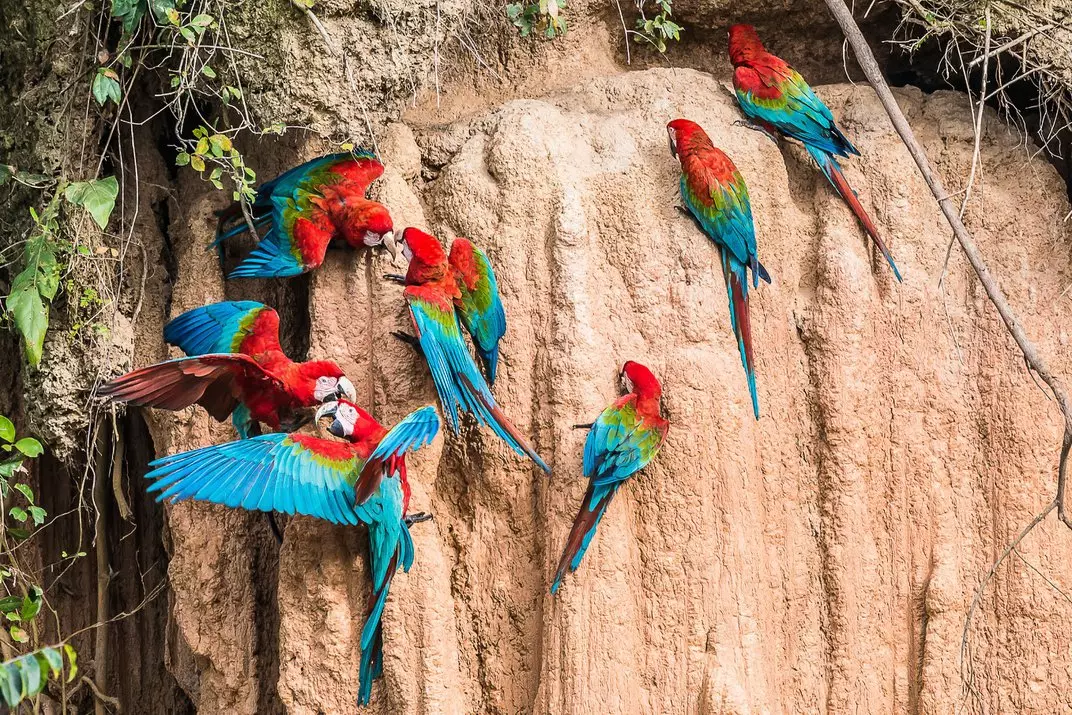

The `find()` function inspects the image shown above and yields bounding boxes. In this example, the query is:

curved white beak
[335,376,356,402]
[315,401,338,424]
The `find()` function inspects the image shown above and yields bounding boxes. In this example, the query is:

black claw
[392,331,422,352]
[383,273,407,284]
[266,512,284,544]
[572,423,594,430]
[404,512,433,526]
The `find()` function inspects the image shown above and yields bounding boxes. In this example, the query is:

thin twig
[967,23,1056,67]
[83,675,122,712]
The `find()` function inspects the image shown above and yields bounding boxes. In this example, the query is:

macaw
[448,238,506,385]
[393,227,549,472]
[214,151,398,279]
[551,361,668,594]
[667,119,769,419]
[728,24,902,281]
[144,399,439,705]
[99,301,356,438]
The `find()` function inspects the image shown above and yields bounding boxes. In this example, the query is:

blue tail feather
[550,483,619,594]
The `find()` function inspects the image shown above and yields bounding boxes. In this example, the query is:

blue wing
[583,398,665,487]
[163,301,271,356]
[353,406,440,516]
[145,434,364,525]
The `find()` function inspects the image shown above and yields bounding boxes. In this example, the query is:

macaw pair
[146,398,439,706]
[214,151,398,279]
[667,26,899,419]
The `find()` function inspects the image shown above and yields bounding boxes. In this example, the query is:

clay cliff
[128,68,1072,713]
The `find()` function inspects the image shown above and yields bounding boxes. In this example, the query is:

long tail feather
[550,483,619,594]
[458,373,550,473]
[212,202,270,248]
[723,254,760,420]
[479,346,499,386]
[358,540,400,706]
[806,146,902,282]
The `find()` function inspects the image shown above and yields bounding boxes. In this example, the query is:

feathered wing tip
[163,300,266,356]
[551,483,619,594]
[723,254,760,420]
[479,346,499,386]
[806,146,903,282]
[227,233,308,279]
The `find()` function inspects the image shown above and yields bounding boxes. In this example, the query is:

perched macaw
[144,399,439,705]
[551,361,669,594]
[214,151,397,279]
[394,227,549,472]
[448,238,506,385]
[99,301,356,438]
[667,119,769,419]
[728,24,902,281]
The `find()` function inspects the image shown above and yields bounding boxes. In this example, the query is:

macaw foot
[733,119,780,145]
[383,273,407,285]
[392,331,422,353]
[572,422,594,430]
[404,511,433,527]
[266,512,284,544]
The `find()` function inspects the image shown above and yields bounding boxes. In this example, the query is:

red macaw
[448,238,506,385]
[551,361,669,593]
[214,151,397,278]
[393,227,549,472]
[144,399,439,705]
[728,24,902,281]
[99,301,356,437]
[667,119,769,419]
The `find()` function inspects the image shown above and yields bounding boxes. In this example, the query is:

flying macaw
[392,227,549,472]
[144,399,439,705]
[214,151,398,279]
[551,361,669,594]
[728,24,902,281]
[99,301,356,438]
[667,118,769,419]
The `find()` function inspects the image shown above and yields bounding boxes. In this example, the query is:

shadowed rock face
[147,68,1072,713]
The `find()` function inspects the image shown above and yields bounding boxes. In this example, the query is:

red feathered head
[727,24,765,66]
[315,398,384,443]
[622,361,662,401]
[400,227,449,284]
[666,119,713,160]
[301,361,355,403]
[359,202,394,247]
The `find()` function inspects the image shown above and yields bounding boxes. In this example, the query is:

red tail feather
[820,155,903,281]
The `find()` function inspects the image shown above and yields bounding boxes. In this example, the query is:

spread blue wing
[353,406,440,514]
[163,301,273,356]
[145,433,364,525]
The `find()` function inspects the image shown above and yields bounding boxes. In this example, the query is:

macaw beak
[315,401,347,438]
[315,401,338,424]
[667,130,677,159]
[334,376,356,402]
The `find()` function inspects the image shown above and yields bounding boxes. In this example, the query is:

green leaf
[0,661,18,706]
[13,484,32,502]
[175,152,190,167]
[9,507,26,523]
[27,507,45,526]
[65,176,119,230]
[6,287,47,366]
[20,590,41,622]
[0,598,22,614]
[201,64,217,79]
[190,155,206,172]
[180,26,196,44]
[8,627,27,643]
[13,439,41,458]
[18,656,40,699]
[6,528,30,540]
[91,69,122,106]
[0,417,13,443]
[0,460,18,480]
[39,648,62,677]
[191,13,214,27]
[63,645,77,682]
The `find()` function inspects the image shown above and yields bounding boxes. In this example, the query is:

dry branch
[823,0,1072,701]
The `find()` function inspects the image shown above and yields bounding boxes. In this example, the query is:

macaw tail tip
[550,578,562,595]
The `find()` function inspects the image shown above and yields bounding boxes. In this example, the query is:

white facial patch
[336,402,358,435]
[313,376,338,402]
[363,231,382,247]
[402,242,413,261]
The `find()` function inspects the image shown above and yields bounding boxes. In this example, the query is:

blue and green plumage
[163,300,269,356]
[551,394,667,594]
[450,239,507,384]
[407,289,549,473]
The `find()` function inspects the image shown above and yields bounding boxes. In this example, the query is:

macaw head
[399,227,449,284]
[306,361,357,403]
[727,24,764,66]
[666,119,709,160]
[358,202,395,248]
[621,360,662,401]
[315,398,380,441]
